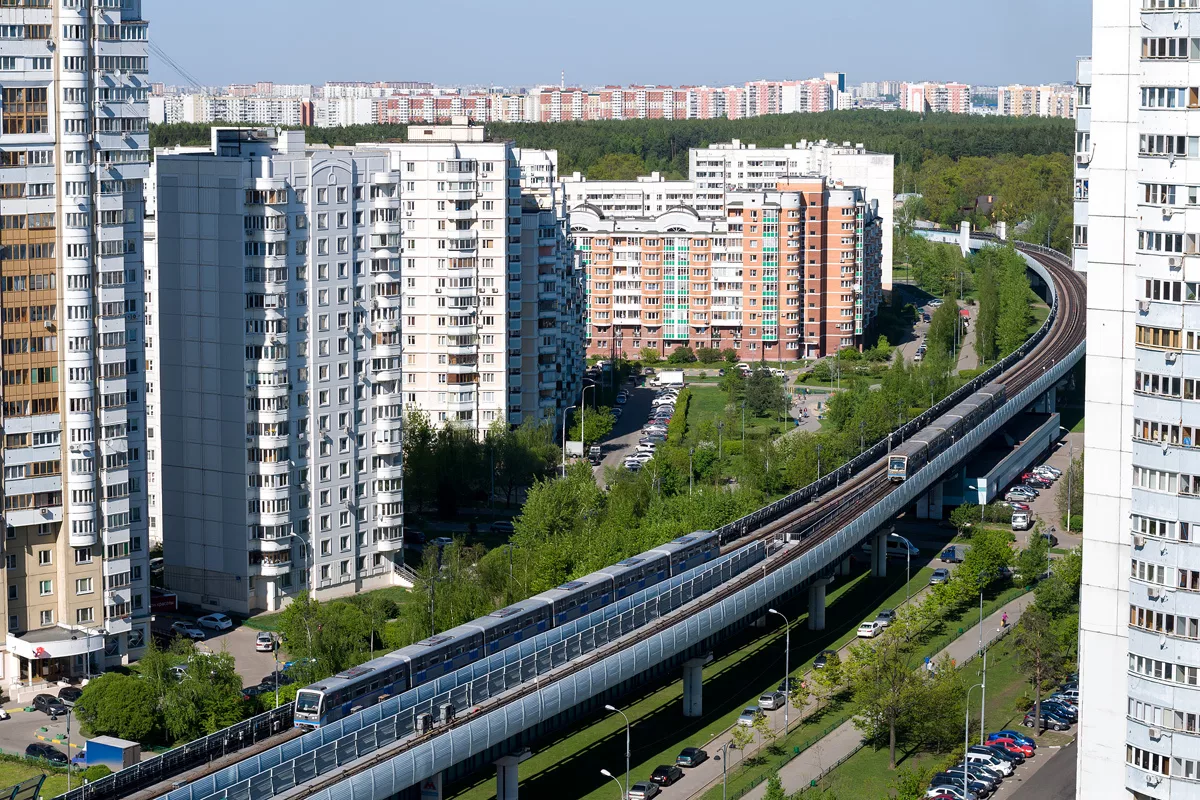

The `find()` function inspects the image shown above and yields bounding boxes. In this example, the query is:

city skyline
[145,0,1089,88]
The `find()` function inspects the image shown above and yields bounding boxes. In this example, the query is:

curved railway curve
[271,243,1086,800]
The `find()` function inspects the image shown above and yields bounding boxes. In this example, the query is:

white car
[857,621,884,639]
[771,368,787,378]
[255,631,276,652]
[623,460,642,472]
[198,613,233,631]
[1037,465,1063,477]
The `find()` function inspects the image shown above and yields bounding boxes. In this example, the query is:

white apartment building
[146,124,581,614]
[0,0,152,688]
[1077,2,1200,797]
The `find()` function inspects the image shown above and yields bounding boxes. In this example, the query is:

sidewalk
[742,593,1034,799]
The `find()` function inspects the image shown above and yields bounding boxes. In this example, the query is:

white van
[1011,511,1032,531]
[861,533,920,559]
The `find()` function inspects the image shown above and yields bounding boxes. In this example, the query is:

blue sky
[146,0,1091,88]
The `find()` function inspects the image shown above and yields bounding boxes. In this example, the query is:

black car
[650,764,684,786]
[930,772,992,798]
[25,743,67,766]
[971,743,1023,765]
[32,694,67,717]
[675,747,708,767]
[813,649,838,669]
[1039,700,1077,723]
[57,686,82,706]
[778,676,802,692]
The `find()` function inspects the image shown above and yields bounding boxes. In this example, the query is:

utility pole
[1066,439,1074,534]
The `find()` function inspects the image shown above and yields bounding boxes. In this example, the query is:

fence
[53,705,294,800]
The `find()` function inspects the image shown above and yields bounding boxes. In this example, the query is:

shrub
[666,390,692,445]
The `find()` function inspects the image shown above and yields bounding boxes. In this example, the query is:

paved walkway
[738,593,1035,800]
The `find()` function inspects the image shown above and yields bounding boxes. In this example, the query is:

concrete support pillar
[997,221,1008,241]
[929,482,944,520]
[838,557,851,577]
[915,491,930,520]
[752,616,768,628]
[418,774,443,800]
[683,658,706,717]
[495,752,530,800]
[871,530,888,578]
[959,220,971,257]
[808,579,830,631]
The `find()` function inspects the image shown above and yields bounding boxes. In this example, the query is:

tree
[667,345,697,364]
[730,723,755,751]
[75,673,160,743]
[1012,604,1064,735]
[996,255,1033,356]
[847,618,926,768]
[696,347,721,363]
[811,652,842,706]
[1015,528,1050,584]
[764,774,786,800]
[745,369,787,417]
[719,368,746,403]
[569,406,616,446]
[952,526,1015,599]
[753,711,779,752]
[974,257,999,363]
[1055,453,1084,529]
[639,347,660,364]
[163,650,247,741]
[926,299,959,360]
[586,152,648,181]
[722,348,738,363]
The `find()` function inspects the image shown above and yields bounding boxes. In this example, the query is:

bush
[667,345,697,364]
[80,765,113,783]
[666,390,692,445]
[696,347,721,363]
[721,348,738,363]
[1061,514,1083,532]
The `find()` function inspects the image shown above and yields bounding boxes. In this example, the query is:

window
[75,577,93,595]
[38,580,51,596]
[37,550,50,566]
[39,610,52,627]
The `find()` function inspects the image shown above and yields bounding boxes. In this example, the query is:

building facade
[997,83,1076,119]
[146,124,580,614]
[570,182,882,362]
[1077,1,1200,797]
[0,0,151,689]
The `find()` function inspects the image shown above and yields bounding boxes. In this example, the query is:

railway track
[282,244,1087,800]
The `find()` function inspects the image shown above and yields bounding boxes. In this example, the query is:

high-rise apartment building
[1077,2,1200,797]
[570,183,882,362]
[0,0,151,687]
[898,82,972,114]
[997,83,1076,119]
[146,123,581,614]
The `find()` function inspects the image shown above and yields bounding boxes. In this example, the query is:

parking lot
[155,613,283,686]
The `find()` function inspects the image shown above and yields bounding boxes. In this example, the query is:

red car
[989,737,1034,757]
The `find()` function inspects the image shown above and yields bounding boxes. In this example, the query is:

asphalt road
[1008,739,1077,800]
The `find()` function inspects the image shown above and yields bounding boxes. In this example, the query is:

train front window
[889,457,905,472]
[295,690,322,714]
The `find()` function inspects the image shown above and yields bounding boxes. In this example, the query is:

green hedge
[667,390,692,446]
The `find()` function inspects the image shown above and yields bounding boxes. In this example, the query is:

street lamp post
[581,385,596,458]
[561,404,577,477]
[816,443,822,481]
[717,421,724,460]
[689,448,695,495]
[604,705,631,800]
[719,741,731,800]
[1066,439,1075,534]
[741,400,746,448]
[600,769,625,800]
[768,608,791,733]
[966,683,985,793]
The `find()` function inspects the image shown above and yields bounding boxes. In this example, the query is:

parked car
[1038,700,1077,723]
[403,529,426,545]
[32,694,67,718]
[198,613,233,631]
[432,536,454,547]
[778,676,802,692]
[1024,477,1052,489]
[987,730,1036,749]
[1007,486,1037,498]
[1006,501,1031,512]
[628,781,659,800]
[759,691,786,710]
[650,765,684,786]
[875,609,897,627]
[171,620,206,640]
[255,631,276,652]
[814,649,838,669]
[965,749,1013,776]
[1035,465,1062,478]
[24,743,67,766]
[623,460,643,472]
[1003,490,1033,503]
[930,774,991,798]
[924,786,975,800]
[490,520,515,535]
[940,547,965,563]
[57,686,82,705]
[857,620,884,638]
[615,393,628,405]
[1054,687,1080,703]
[675,747,708,767]
[736,706,764,726]
[988,737,1034,757]
[1039,532,1059,547]
[930,299,944,307]
[971,743,1023,765]
[930,568,951,585]
[948,763,1003,788]
[611,407,624,418]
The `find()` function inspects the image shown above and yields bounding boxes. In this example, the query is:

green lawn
[0,759,68,799]
[446,564,935,800]
[684,386,793,443]
[1027,304,1051,337]
[243,585,411,631]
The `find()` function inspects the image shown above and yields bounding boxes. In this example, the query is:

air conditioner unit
[1138,299,1150,312]
[1166,351,1180,363]
[1169,257,1182,269]
[1135,534,1146,547]
[1150,726,1162,739]
[1149,587,1162,599]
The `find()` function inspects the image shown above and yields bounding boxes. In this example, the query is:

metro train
[887,382,1007,482]
[293,530,724,728]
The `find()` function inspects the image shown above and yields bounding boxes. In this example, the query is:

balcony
[375,528,404,552]
[372,219,402,236]
[372,293,402,309]
[252,533,293,553]
[372,192,400,211]
[255,554,292,578]
[372,171,400,186]
[375,428,403,455]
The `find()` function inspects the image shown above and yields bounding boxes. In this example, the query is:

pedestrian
[1001,611,1008,630]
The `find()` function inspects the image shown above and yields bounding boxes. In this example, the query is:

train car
[888,382,1009,482]
[293,655,410,728]
[650,531,721,576]
[599,552,670,600]
[533,572,615,627]
[468,598,553,656]
[391,624,484,686]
